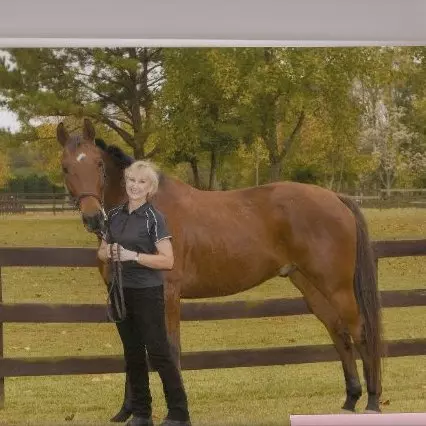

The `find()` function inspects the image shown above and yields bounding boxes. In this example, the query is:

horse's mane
[94,138,166,185]
[95,138,134,169]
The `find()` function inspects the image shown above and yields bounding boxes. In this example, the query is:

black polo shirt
[105,202,172,288]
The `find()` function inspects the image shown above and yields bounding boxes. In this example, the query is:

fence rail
[1,338,424,378]
[1,239,425,266]
[0,288,425,323]
[0,239,425,408]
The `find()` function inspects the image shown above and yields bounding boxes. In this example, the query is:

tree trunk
[209,149,219,190]
[385,171,393,198]
[336,155,345,192]
[269,159,282,182]
[255,146,259,186]
[133,142,144,160]
[189,157,201,189]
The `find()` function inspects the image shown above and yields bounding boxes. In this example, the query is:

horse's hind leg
[355,342,382,412]
[336,194,383,413]
[328,287,382,413]
[289,271,362,412]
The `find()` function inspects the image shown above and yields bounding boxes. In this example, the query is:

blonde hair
[124,160,159,198]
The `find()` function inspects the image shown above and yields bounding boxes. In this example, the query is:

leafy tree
[237,47,367,182]
[0,150,10,188]
[360,106,418,195]
[0,48,163,159]
[0,129,15,188]
[355,47,425,191]
[2,46,426,194]
[159,48,244,189]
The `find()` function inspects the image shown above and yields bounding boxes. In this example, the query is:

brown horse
[56,119,383,418]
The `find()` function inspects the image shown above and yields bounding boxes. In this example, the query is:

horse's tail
[338,195,383,390]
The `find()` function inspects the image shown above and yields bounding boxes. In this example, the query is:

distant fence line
[1,189,426,214]
[0,239,425,409]
[0,192,76,214]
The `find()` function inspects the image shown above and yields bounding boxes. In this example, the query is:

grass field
[0,209,425,425]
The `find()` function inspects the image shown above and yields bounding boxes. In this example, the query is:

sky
[0,108,20,132]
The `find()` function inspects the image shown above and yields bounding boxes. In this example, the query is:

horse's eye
[97,160,104,168]
[62,166,68,174]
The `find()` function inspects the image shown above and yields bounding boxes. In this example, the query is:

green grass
[0,209,425,425]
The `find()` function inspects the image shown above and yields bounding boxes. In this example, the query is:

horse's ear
[56,122,69,146]
[83,118,96,141]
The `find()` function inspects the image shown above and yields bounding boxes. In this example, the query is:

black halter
[71,191,108,239]
[71,157,108,237]
[74,192,103,205]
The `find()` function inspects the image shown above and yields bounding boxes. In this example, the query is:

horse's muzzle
[82,211,106,236]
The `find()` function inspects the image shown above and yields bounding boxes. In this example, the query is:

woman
[97,160,191,426]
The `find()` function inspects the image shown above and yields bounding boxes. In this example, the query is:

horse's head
[57,119,107,236]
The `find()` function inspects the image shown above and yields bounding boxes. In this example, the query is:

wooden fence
[0,193,76,215]
[0,240,425,408]
[2,189,426,214]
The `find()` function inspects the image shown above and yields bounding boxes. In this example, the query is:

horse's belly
[180,255,284,299]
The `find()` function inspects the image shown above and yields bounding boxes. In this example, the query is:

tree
[0,129,15,188]
[236,47,368,182]
[355,47,425,192]
[159,48,244,189]
[0,48,163,159]
[360,106,417,195]
[0,151,10,189]
[285,112,372,192]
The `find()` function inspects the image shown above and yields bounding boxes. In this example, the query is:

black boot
[110,374,132,422]
[110,403,132,423]
[159,418,191,426]
[126,415,154,426]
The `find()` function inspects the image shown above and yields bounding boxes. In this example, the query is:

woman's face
[125,170,152,203]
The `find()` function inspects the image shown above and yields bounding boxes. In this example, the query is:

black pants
[114,285,189,421]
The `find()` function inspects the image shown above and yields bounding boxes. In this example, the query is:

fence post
[53,188,56,216]
[0,266,4,409]
[374,255,379,280]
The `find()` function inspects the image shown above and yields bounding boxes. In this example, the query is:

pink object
[290,413,426,426]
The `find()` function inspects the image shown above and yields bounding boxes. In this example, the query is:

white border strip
[290,413,426,426]
[1,0,426,45]
[0,39,425,48]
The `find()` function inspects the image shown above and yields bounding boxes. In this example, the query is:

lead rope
[106,244,127,323]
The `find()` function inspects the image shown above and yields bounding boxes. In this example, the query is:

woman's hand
[110,243,138,262]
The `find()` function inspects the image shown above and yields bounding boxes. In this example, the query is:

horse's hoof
[364,409,381,414]
[110,406,132,422]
